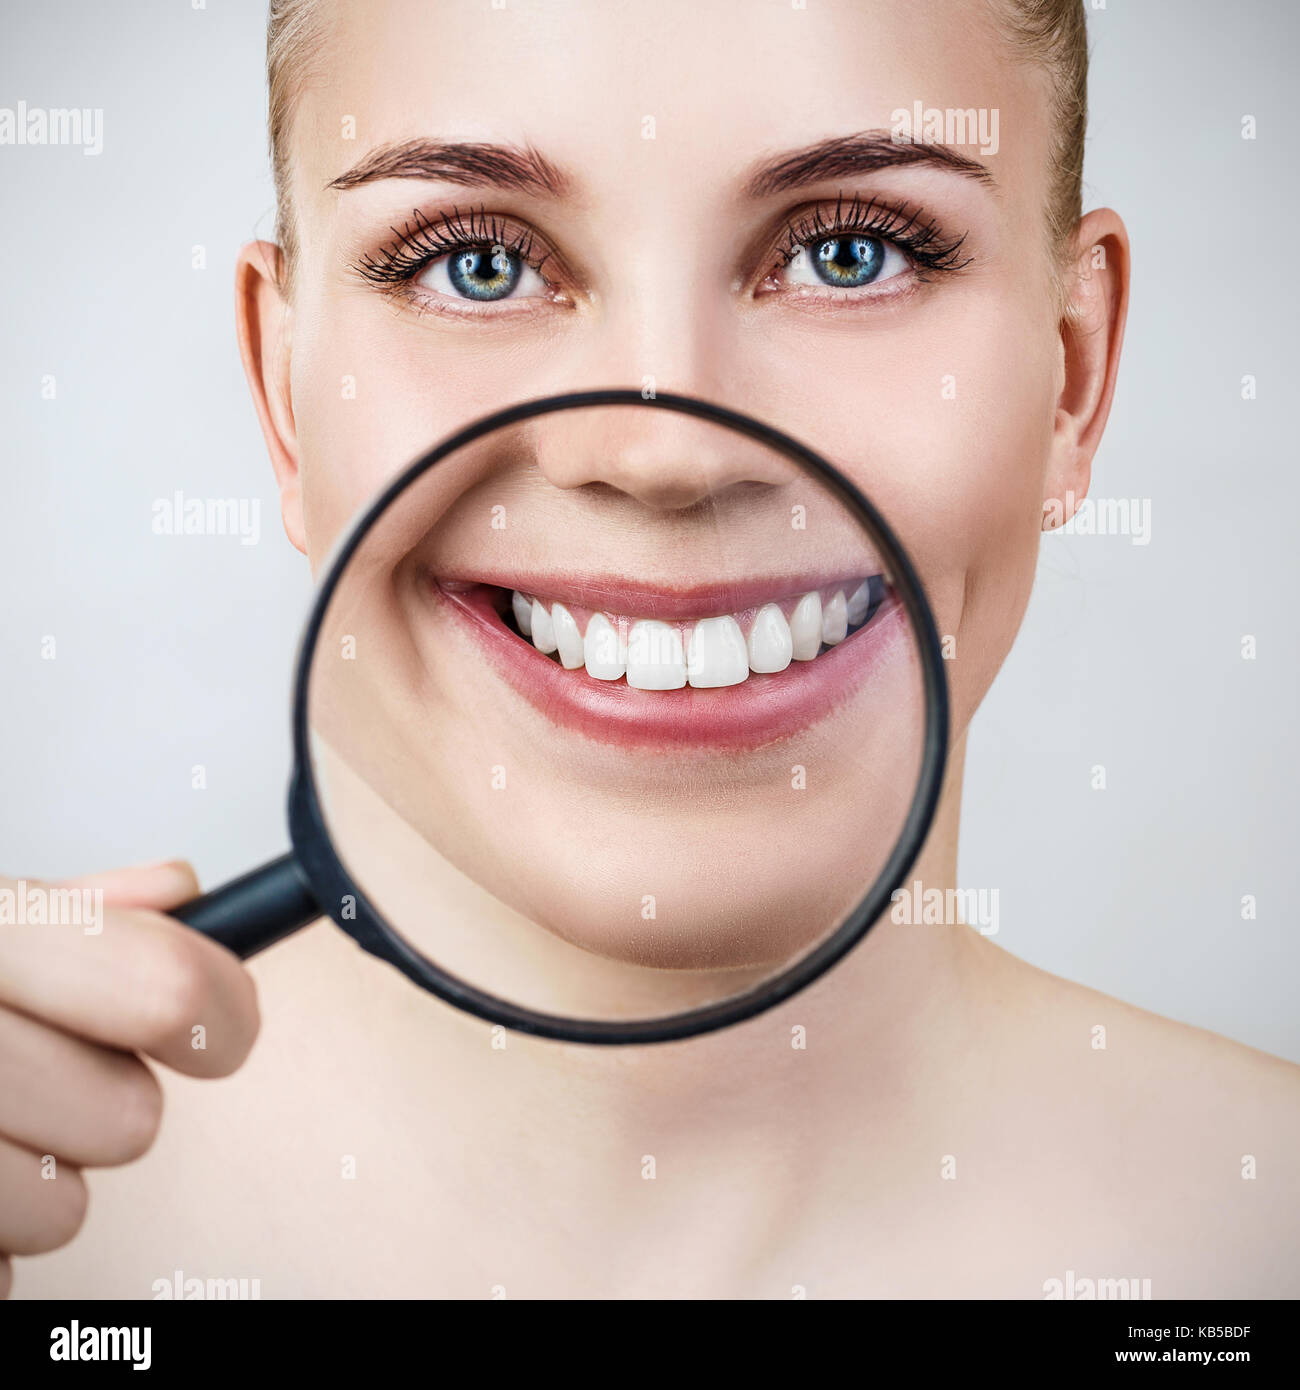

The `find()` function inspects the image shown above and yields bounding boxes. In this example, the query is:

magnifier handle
[172,853,320,960]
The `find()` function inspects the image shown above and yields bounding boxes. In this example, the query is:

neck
[350,734,985,1145]
[293,736,997,1285]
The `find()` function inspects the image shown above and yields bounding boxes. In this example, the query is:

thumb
[56,859,201,911]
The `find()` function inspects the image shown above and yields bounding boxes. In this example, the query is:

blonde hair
[266,0,327,284]
[265,0,1089,289]
[989,0,1090,260]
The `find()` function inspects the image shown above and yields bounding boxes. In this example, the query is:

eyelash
[773,193,973,278]
[352,194,972,304]
[356,205,554,288]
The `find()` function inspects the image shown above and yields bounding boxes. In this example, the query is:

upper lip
[435,570,880,621]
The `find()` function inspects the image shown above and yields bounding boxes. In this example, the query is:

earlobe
[1042,208,1131,530]
[235,241,307,554]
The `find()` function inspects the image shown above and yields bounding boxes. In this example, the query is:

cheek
[288,295,539,569]
[290,271,1057,740]
[745,289,1058,734]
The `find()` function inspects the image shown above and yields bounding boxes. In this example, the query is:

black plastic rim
[287,390,949,1045]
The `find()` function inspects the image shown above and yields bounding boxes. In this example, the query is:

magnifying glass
[173,390,948,1044]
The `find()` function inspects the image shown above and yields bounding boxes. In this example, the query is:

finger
[56,860,201,912]
[0,1135,88,1256]
[0,1007,162,1166]
[0,891,259,1077]
[0,1254,11,1300]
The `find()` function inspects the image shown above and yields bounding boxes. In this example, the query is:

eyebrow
[327,138,572,197]
[327,128,991,204]
[742,130,993,198]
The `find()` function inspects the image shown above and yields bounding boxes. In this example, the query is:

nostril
[529,405,800,506]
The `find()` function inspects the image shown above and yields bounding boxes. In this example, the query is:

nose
[530,400,800,511]
[526,242,801,508]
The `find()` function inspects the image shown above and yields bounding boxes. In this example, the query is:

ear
[235,241,306,554]
[1042,208,1130,530]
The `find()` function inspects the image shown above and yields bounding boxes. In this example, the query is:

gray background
[1,2,1295,1058]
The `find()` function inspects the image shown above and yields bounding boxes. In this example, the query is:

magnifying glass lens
[304,399,931,1032]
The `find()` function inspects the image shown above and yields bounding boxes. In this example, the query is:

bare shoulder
[990,943,1300,1296]
[1009,946,1300,1115]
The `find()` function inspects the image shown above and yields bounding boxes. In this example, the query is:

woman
[3,0,1297,1298]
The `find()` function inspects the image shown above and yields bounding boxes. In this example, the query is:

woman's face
[259,0,1084,987]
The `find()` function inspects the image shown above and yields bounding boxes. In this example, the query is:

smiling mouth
[500,577,885,689]
[427,570,905,751]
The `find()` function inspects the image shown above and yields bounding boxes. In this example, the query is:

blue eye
[815,237,882,286]
[450,245,519,299]
[783,234,909,291]
[416,242,547,302]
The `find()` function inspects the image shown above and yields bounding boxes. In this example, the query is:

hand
[0,861,260,1296]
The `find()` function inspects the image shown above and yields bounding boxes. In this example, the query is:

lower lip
[432,583,908,751]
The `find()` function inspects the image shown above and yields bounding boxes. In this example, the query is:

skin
[307,436,922,997]
[5,0,1299,1298]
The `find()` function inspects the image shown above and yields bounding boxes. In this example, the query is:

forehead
[292,0,1048,221]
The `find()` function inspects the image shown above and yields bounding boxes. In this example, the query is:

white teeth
[583,612,627,680]
[789,591,823,661]
[512,580,878,686]
[530,598,558,654]
[846,580,871,627]
[747,603,793,674]
[687,615,749,688]
[821,590,848,646]
[551,603,586,669]
[627,620,687,690]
